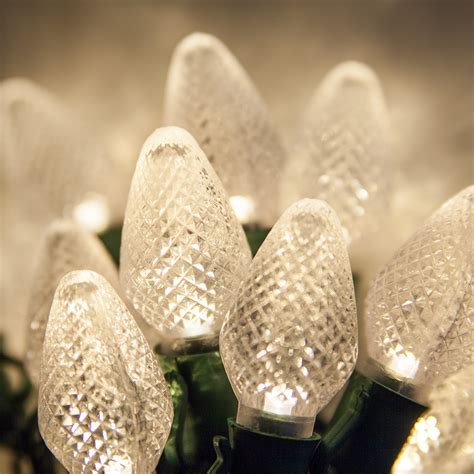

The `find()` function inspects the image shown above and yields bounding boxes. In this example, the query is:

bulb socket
[236,404,316,439]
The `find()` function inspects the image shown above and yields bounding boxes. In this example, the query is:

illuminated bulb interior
[120,126,251,351]
[72,192,110,233]
[38,270,173,473]
[220,199,357,437]
[386,348,420,380]
[229,195,256,225]
[364,186,473,401]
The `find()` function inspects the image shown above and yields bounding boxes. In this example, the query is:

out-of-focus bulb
[25,220,119,386]
[392,365,474,473]
[220,199,358,437]
[120,126,251,352]
[282,62,391,243]
[363,186,473,403]
[72,192,111,233]
[0,78,123,223]
[38,270,173,473]
[163,32,286,228]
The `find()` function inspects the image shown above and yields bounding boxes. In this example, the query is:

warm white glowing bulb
[0,78,123,223]
[120,126,251,351]
[282,61,391,243]
[163,32,286,228]
[25,220,119,386]
[72,192,111,233]
[363,186,473,402]
[38,270,173,473]
[220,199,358,437]
[392,365,474,473]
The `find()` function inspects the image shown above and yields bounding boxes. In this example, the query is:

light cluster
[39,271,173,473]
[392,365,474,473]
[120,126,251,351]
[220,199,358,437]
[0,78,122,230]
[363,186,473,402]
[25,220,119,386]
[5,30,471,474]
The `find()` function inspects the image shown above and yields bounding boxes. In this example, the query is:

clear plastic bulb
[282,62,391,243]
[363,186,473,403]
[392,365,474,474]
[220,199,358,437]
[25,220,119,386]
[38,270,173,473]
[120,126,251,353]
[163,32,286,228]
[0,77,123,229]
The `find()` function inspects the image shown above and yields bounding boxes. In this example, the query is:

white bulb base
[361,356,427,405]
[236,404,315,439]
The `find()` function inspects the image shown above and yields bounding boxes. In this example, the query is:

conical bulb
[38,270,173,473]
[363,186,473,403]
[25,220,119,386]
[282,62,391,243]
[120,126,251,352]
[392,365,474,474]
[0,77,123,230]
[163,32,286,228]
[220,199,358,437]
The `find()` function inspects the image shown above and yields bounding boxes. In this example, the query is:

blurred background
[1,0,473,358]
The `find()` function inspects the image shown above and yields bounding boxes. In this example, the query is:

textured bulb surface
[120,126,251,351]
[38,271,173,473]
[364,186,473,402]
[283,62,390,243]
[392,365,474,474]
[163,32,286,228]
[25,220,119,386]
[220,199,358,437]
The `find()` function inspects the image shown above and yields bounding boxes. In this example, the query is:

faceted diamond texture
[38,271,173,473]
[364,186,473,395]
[392,365,474,474]
[220,199,358,419]
[120,127,251,345]
[282,62,390,243]
[25,220,119,386]
[163,33,286,227]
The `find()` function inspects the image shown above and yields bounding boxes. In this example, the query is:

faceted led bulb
[392,365,474,474]
[283,62,390,243]
[363,186,473,402]
[120,127,251,352]
[163,32,286,228]
[25,220,119,386]
[220,199,358,437]
[0,77,123,229]
[38,271,173,473]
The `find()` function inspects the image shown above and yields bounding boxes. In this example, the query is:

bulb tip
[174,32,225,64]
[141,126,202,159]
